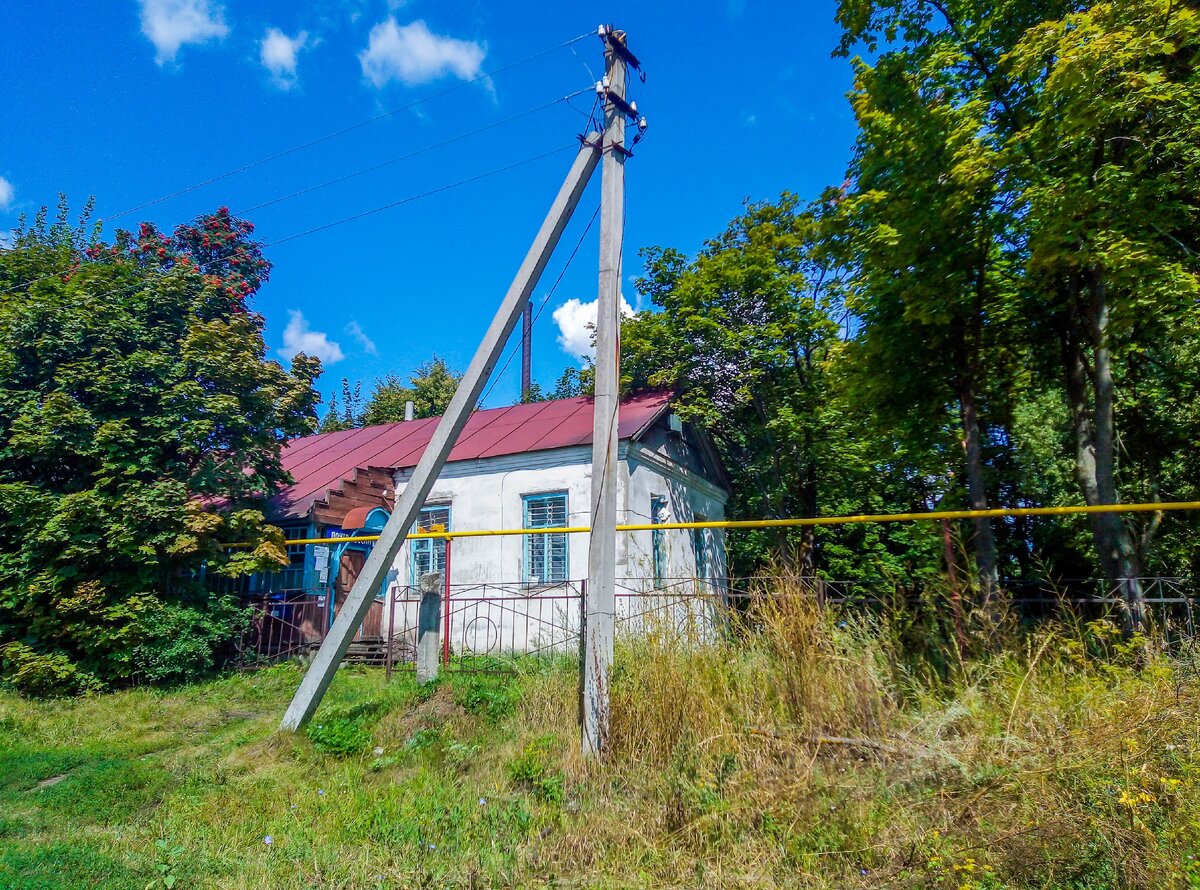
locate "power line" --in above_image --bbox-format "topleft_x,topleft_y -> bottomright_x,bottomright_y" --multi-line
5,143 -> 579,310
263,144 -> 576,250
1,90 -> 593,296
102,31 -> 596,224
238,87 -> 592,216
480,203 -> 600,407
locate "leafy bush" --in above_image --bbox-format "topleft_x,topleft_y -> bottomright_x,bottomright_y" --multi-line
505,736 -> 564,803
127,597 -> 250,686
0,642 -> 102,697
305,699 -> 391,757
0,202 -> 320,693
453,674 -> 519,719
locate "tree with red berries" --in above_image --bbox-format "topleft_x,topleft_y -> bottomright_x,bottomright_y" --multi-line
0,198 -> 321,693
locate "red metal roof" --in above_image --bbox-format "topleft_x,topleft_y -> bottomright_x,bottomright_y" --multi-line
271,391 -> 673,522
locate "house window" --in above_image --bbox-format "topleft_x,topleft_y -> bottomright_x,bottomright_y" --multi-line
651,495 -> 668,588
267,524 -> 308,593
524,492 -> 568,585
411,504 -> 451,584
692,514 -> 709,581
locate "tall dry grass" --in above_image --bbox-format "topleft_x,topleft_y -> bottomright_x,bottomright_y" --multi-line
519,580 -> 1200,887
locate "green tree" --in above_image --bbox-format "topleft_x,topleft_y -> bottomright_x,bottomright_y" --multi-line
625,195 -> 944,578
834,0 -> 1200,628
550,364 -> 594,399
0,200 -> 320,690
319,378 -> 364,432
831,23 -> 1023,604
1009,0 -> 1200,628
361,356 -> 462,425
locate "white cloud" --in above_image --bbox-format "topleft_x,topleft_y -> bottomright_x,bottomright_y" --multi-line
139,0 -> 229,65
279,310 -> 345,364
260,27 -> 309,89
359,19 -> 485,88
552,295 -> 634,363
0,176 -> 13,211
344,320 -> 378,356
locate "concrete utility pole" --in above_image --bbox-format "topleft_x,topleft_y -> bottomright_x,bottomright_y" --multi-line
280,134 -> 602,731
582,28 -> 628,758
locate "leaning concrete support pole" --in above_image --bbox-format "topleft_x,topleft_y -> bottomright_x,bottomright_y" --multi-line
582,41 -> 626,758
415,572 -> 443,684
280,135 -> 601,731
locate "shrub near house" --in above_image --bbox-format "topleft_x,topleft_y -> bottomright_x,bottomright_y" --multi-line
0,201 -> 320,694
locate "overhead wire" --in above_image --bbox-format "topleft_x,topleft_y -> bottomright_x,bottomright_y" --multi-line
478,201 -> 601,408
101,31 -> 596,224
258,143 -> 579,250
1,86 -> 594,296
237,87 -> 593,216
475,92 -> 601,408
6,142 -> 581,314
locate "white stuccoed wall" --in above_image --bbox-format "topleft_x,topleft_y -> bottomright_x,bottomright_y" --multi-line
381,437 -> 728,656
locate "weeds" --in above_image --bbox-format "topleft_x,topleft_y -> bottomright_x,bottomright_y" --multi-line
1,594 -> 1198,887
505,736 -> 565,803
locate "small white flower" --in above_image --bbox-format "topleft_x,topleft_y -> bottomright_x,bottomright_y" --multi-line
373,747 -> 384,756
478,797 -> 487,806
317,789 -> 325,796
264,835 -> 273,845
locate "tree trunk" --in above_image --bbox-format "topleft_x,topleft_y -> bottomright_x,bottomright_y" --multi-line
958,378 -> 1000,607
1062,272 -> 1145,634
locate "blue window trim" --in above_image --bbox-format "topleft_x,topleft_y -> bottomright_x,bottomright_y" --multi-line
410,506 -> 451,590
523,491 -> 569,585
692,515 -> 709,581
651,495 -> 668,589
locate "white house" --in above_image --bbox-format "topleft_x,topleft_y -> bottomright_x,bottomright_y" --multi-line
249,391 -> 729,657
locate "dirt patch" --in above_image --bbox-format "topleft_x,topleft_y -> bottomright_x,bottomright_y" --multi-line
29,774 -> 69,791
376,685 -> 467,742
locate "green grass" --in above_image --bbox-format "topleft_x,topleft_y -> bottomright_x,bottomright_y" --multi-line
2,603 -> 1200,888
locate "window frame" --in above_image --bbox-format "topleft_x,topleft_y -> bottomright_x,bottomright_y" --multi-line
651,495 -> 668,589
523,491 -> 569,586
410,503 -> 452,586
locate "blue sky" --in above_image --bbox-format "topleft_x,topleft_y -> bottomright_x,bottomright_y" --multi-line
0,0 -> 859,410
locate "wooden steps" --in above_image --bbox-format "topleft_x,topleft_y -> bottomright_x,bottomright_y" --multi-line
343,636 -> 416,667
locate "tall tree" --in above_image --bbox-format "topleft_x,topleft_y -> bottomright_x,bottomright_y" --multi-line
834,0 -> 1200,629
832,31 -> 1020,604
319,378 -> 364,433
625,195 -> 943,578
0,201 -> 320,690
1010,0 -> 1200,629
360,356 -> 463,425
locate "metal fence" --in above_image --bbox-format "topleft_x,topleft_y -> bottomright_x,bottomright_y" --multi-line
231,575 -> 1200,671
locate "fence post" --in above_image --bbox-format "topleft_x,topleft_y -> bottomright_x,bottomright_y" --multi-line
577,579 -> 587,728
385,580 -> 397,681
417,572 -> 443,684
443,538 -> 453,667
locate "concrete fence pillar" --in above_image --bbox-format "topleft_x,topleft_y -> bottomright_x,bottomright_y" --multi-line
416,572 -> 443,684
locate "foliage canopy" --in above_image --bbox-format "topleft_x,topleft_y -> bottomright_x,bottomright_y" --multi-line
0,200 -> 321,691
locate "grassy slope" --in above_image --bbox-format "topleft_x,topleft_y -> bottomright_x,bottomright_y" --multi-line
2,604 -> 1200,889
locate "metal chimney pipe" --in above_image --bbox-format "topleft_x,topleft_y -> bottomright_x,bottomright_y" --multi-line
521,302 -> 533,401
404,400 -> 414,422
